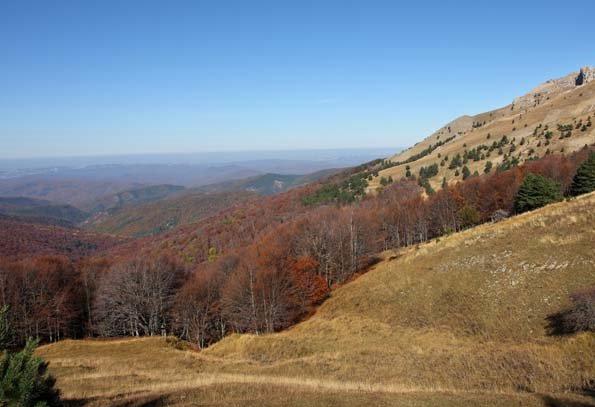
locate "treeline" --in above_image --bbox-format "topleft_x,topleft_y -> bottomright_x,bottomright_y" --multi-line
0,148 -> 593,348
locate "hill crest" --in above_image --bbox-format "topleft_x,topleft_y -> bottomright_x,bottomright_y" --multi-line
375,67 -> 595,191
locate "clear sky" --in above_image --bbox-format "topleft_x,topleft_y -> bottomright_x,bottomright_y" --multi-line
1,0 -> 594,158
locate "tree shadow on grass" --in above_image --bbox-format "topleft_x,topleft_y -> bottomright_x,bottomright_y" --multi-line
545,309 -> 576,336
539,395 -> 595,407
63,394 -> 167,407
545,288 -> 594,336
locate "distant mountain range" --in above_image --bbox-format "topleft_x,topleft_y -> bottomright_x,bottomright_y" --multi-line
84,169 -> 339,237
0,148 -> 398,207
0,165 -> 343,238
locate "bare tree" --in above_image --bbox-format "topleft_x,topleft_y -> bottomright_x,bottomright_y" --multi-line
94,255 -> 185,337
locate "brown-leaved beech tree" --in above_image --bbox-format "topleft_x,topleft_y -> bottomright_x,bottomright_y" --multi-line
94,255 -> 186,337
375,179 -> 422,250
173,263 -> 225,349
216,225 -> 331,337
377,191 -> 430,248
78,257 -> 111,334
220,248 -> 297,335
291,205 -> 378,288
0,256 -> 82,344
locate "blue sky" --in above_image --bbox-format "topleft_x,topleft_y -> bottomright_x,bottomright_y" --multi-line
1,1 -> 594,158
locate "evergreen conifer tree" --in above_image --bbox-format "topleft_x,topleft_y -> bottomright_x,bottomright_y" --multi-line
462,166 -> 471,180
569,152 -> 595,196
514,173 -> 562,213
0,306 -> 61,406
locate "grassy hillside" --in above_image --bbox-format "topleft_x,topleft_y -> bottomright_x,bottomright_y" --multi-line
39,192 -> 595,406
370,68 -> 595,190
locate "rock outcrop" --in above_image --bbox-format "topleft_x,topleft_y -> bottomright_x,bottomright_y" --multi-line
575,66 -> 595,86
513,66 -> 594,109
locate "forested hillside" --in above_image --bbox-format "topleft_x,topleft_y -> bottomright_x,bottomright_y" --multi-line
86,190 -> 258,237
84,184 -> 185,213
0,217 -> 125,261
0,196 -> 88,226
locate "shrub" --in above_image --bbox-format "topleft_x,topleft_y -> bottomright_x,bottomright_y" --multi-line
448,153 -> 462,169
457,205 -> 480,228
547,288 -> 595,335
514,173 -> 562,213
418,163 -> 439,179
569,152 -> 595,196
419,178 -> 435,195
484,161 -> 493,174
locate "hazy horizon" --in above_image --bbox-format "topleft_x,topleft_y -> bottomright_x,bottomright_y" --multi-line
0,147 -> 400,172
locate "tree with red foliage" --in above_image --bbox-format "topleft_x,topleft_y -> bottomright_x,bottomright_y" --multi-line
290,255 -> 329,311
220,241 -> 302,335
174,264 -> 225,348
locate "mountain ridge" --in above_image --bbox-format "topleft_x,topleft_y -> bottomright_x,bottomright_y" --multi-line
373,66 -> 595,191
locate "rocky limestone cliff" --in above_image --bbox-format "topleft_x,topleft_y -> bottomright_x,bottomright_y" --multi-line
575,66 -> 595,86
513,66 -> 594,109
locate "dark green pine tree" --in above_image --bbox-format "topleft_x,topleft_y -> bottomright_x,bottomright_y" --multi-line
569,152 -> 595,196
0,306 -> 62,407
514,173 -> 562,213
484,161 -> 493,174
462,165 -> 471,180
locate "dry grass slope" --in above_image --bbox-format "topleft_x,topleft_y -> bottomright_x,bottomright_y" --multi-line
370,72 -> 595,190
39,193 -> 595,406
